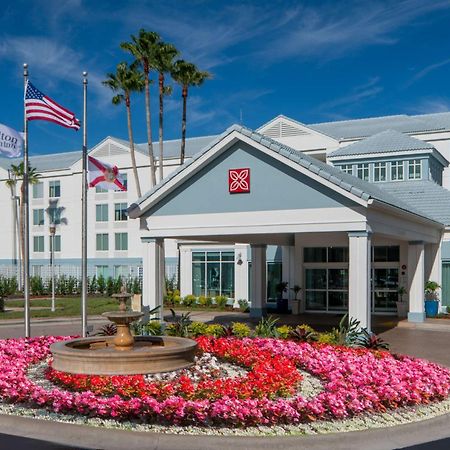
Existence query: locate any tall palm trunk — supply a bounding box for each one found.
[125,95,142,198]
[19,183,25,289]
[144,66,156,187]
[158,72,164,182]
[180,85,188,165]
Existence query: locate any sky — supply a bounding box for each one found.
[2,0,450,155]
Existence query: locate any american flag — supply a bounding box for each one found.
[25,81,80,130]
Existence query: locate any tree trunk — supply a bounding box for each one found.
[144,68,156,187]
[180,86,188,165]
[158,72,164,183]
[125,95,142,198]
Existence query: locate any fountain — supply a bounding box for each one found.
[50,287,197,375]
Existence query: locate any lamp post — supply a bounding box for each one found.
[49,223,56,312]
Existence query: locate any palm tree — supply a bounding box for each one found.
[172,60,211,164]
[5,163,40,287]
[120,29,160,187]
[152,42,179,182]
[102,61,144,198]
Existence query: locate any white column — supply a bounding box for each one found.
[179,246,192,297]
[408,241,425,322]
[348,231,371,331]
[234,244,249,307]
[142,237,164,321]
[250,244,267,318]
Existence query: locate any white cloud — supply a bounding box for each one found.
[406,58,450,86]
[410,98,450,114]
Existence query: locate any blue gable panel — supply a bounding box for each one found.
[147,142,358,217]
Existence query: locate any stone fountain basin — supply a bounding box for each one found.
[50,336,198,375]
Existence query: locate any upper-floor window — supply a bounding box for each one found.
[96,184,108,193]
[391,161,404,181]
[32,209,44,226]
[33,182,43,199]
[50,235,61,252]
[49,180,60,197]
[115,232,128,251]
[408,159,422,180]
[340,164,353,175]
[114,203,128,221]
[96,233,109,251]
[356,163,369,181]
[374,162,387,182]
[96,204,108,222]
[33,236,44,252]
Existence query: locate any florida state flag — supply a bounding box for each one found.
[88,156,126,191]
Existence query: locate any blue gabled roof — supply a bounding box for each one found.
[309,112,450,140]
[129,124,443,225]
[379,181,450,226]
[0,150,81,172]
[328,130,436,158]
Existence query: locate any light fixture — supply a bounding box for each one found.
[236,252,243,265]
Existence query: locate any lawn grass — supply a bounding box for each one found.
[1,297,119,320]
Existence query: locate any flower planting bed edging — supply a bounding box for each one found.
[0,335,450,434]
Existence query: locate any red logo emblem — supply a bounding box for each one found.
[229,168,250,193]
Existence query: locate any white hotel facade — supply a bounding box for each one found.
[2,112,450,328]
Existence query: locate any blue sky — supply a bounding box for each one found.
[2,0,450,155]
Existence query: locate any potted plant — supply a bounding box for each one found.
[424,280,440,318]
[275,281,289,313]
[396,286,408,318]
[290,285,303,315]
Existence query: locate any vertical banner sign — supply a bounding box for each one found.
[228,168,250,193]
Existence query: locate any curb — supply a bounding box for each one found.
[0,411,449,450]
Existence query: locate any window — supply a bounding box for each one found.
[304,247,349,263]
[373,245,400,262]
[49,180,61,197]
[340,164,353,175]
[33,182,43,199]
[96,233,109,251]
[32,265,43,276]
[96,184,108,193]
[114,265,129,278]
[96,204,108,222]
[391,161,404,181]
[408,159,422,180]
[33,236,44,252]
[115,232,128,251]
[49,235,61,252]
[47,207,61,224]
[114,203,128,221]
[33,209,44,226]
[356,163,369,181]
[374,162,387,182]
[96,265,109,278]
[192,250,235,298]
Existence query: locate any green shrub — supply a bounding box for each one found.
[106,277,114,297]
[215,295,228,308]
[276,325,293,339]
[182,295,197,307]
[97,275,106,294]
[317,331,339,345]
[166,309,192,337]
[238,299,249,312]
[132,277,141,295]
[231,322,251,338]
[255,316,279,338]
[173,295,181,305]
[0,297,4,312]
[89,276,98,294]
[30,276,45,296]
[198,296,208,307]
[205,324,224,337]
[189,321,209,337]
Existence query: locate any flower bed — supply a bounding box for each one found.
[0,336,449,427]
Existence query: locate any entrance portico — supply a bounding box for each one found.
[129,125,444,329]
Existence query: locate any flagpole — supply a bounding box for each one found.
[23,63,30,338]
[81,71,88,337]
